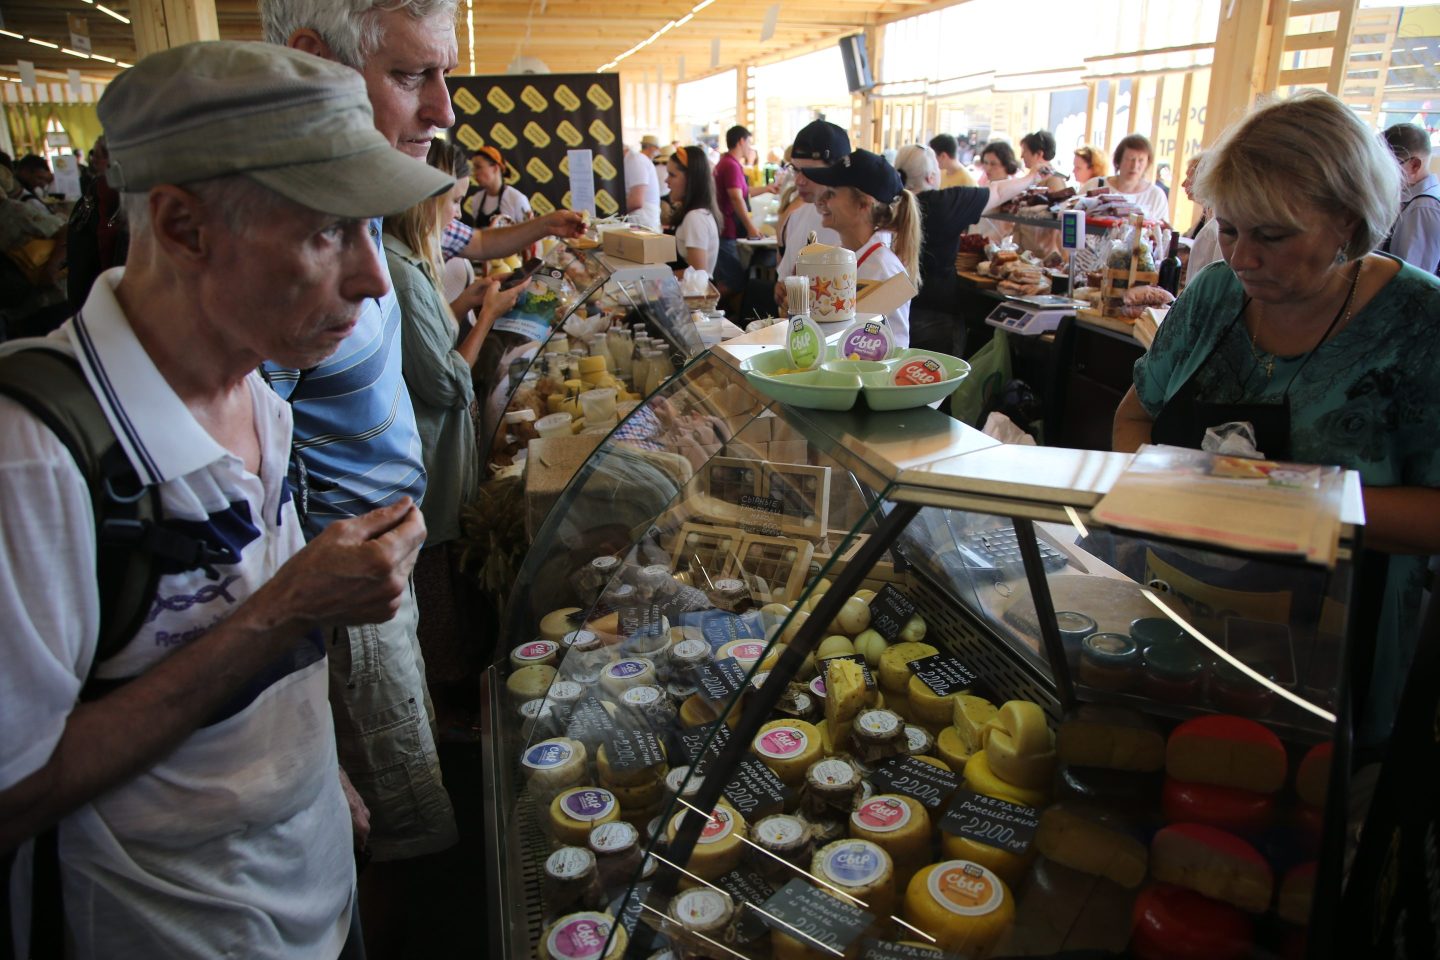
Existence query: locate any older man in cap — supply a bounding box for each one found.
[0,42,446,958]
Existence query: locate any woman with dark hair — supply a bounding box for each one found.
[979,140,1020,183]
[1079,133,1169,222]
[665,145,721,274]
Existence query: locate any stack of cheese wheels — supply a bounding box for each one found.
[1162,715,1286,837]
[1130,882,1254,960]
[1150,823,1274,913]
[522,737,589,807]
[962,701,1053,809]
[877,642,938,723]
[903,860,1015,956]
[538,607,584,644]
[1295,742,1331,838]
[549,787,622,846]
[850,794,931,888]
[935,695,997,773]
[595,740,668,825]
[664,800,747,881]
[1034,802,1149,888]
[507,663,558,708]
[907,674,961,734]
[751,719,823,788]
[540,910,627,960]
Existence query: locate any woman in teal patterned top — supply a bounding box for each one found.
[1113,90,1440,742]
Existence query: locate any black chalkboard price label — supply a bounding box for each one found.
[859,938,967,960]
[695,658,749,703]
[717,869,777,942]
[722,757,791,820]
[565,695,617,744]
[869,755,960,811]
[868,585,917,642]
[906,654,979,698]
[602,727,666,773]
[760,878,874,953]
[938,789,1041,856]
[740,494,784,536]
[618,604,666,640]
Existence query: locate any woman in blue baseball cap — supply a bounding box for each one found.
[803,149,922,347]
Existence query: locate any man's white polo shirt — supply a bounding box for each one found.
[0,270,352,959]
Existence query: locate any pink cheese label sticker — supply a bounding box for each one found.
[756,727,809,760]
[516,640,558,661]
[893,357,946,386]
[562,789,616,822]
[809,676,827,698]
[853,797,912,834]
[729,642,767,662]
[696,807,735,844]
[546,913,612,959]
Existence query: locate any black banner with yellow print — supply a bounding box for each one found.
[445,73,625,219]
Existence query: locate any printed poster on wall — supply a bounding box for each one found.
[445,73,624,220]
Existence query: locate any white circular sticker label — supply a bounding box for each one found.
[549,680,583,702]
[756,726,809,760]
[857,710,900,736]
[822,840,887,888]
[673,889,730,927]
[672,639,708,661]
[809,758,855,787]
[589,820,638,853]
[852,797,912,834]
[519,699,549,720]
[756,815,806,847]
[522,740,575,770]
[927,860,1005,917]
[622,685,663,707]
[904,726,931,753]
[545,846,594,881]
[561,630,598,649]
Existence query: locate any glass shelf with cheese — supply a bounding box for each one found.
[481,323,1366,960]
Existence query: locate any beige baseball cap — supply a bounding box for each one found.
[99,41,453,219]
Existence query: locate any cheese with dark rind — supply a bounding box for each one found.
[1296,742,1332,808]
[1035,803,1148,889]
[1165,715,1286,794]
[1149,822,1274,913]
[1056,705,1165,771]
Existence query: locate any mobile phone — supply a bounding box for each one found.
[499,257,542,290]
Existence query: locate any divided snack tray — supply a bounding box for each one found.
[740,346,970,411]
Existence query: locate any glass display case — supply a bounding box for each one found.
[480,326,1364,960]
[478,243,705,475]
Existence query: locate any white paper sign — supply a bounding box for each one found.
[711,38,720,68]
[52,154,82,199]
[18,59,36,90]
[567,149,595,217]
[760,3,779,42]
[67,69,83,101]
[68,14,92,54]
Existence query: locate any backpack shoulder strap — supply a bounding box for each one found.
[0,344,162,670]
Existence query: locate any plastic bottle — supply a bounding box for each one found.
[608,326,634,379]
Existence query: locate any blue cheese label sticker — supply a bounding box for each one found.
[605,658,651,680]
[523,739,575,770]
[821,840,887,888]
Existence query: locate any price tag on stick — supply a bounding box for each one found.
[868,585,916,642]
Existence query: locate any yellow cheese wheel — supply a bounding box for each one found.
[506,663,557,705]
[907,675,960,727]
[984,701,1056,790]
[753,720,823,788]
[549,787,621,846]
[879,642,939,694]
[598,657,656,697]
[850,795,931,873]
[602,775,665,810]
[520,737,589,801]
[814,718,836,755]
[903,860,1015,957]
[824,658,868,751]
[911,754,953,774]
[718,638,781,673]
[539,607,583,644]
[1034,805,1148,889]
[812,838,896,913]
[540,911,627,960]
[678,694,742,729]
[665,801,747,880]
[963,751,1049,808]
[940,831,1037,887]
[935,727,975,773]
[952,695,998,753]
[886,689,916,724]
[596,741,668,788]
[578,355,608,374]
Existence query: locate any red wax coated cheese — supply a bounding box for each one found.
[1162,777,1275,835]
[1131,883,1254,960]
[1166,715,1286,794]
[1150,823,1274,913]
[1296,742,1332,808]
[1278,861,1317,926]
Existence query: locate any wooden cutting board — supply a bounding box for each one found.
[957,270,998,289]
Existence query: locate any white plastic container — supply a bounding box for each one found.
[536,412,574,439]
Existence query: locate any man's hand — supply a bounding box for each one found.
[541,210,586,239]
[339,766,371,851]
[261,498,426,631]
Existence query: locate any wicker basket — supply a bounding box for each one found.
[955,252,982,274]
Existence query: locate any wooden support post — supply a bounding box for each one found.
[1171,70,1194,227]
[1203,0,1279,146]
[131,0,220,57]
[1084,81,1096,147]
[1150,75,1165,144]
[1103,79,1118,155]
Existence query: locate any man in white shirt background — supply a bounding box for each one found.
[624,135,663,231]
[775,120,847,312]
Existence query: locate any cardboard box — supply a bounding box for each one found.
[603,228,676,264]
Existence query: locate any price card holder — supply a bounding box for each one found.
[602,727,666,773]
[868,585,916,642]
[760,878,874,954]
[823,653,876,690]
[938,789,1040,857]
[860,938,967,960]
[717,869,778,942]
[869,755,960,811]
[696,659,749,703]
[740,494,784,537]
[906,654,979,698]
[565,695,617,745]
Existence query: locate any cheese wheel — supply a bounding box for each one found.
[952,695,998,753]
[753,720,823,788]
[1161,777,1275,835]
[522,737,589,800]
[550,788,621,846]
[911,755,953,775]
[718,638,780,672]
[602,775,665,810]
[1130,883,1254,960]
[824,657,868,750]
[1056,704,1165,772]
[596,741,668,788]
[879,642,939,693]
[903,860,1015,957]
[803,757,862,816]
[540,911,627,960]
[903,725,936,758]
[907,675,959,727]
[540,608,584,644]
[939,831,1036,887]
[599,657,656,697]
[1150,823,1273,913]
[1166,715,1286,794]
[665,801,746,880]
[984,701,1056,790]
[886,689,917,724]
[1296,742,1332,808]
[812,838,896,917]
[1035,804,1148,889]
[935,727,975,774]
[963,750,1048,809]
[507,663,558,705]
[511,639,561,670]
[850,795,931,874]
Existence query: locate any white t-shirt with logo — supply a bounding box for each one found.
[0,271,352,959]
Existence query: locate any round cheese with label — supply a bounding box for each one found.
[879,642,939,694]
[903,725,936,758]
[717,638,779,671]
[507,663,558,706]
[903,860,1015,957]
[668,887,734,939]
[963,750,1049,808]
[541,910,627,960]
[550,787,621,846]
[596,740,667,788]
[803,757,862,817]
[599,657,656,697]
[907,675,960,727]
[540,608,584,644]
[752,720,823,787]
[852,708,907,764]
[523,737,589,800]
[850,795,930,870]
[512,639,561,670]
[934,728,974,774]
[813,838,896,913]
[665,801,746,880]
[752,813,812,869]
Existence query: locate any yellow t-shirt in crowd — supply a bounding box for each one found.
[942,167,976,188]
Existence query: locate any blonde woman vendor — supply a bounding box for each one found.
[804,149,923,347]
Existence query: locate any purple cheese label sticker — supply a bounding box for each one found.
[607,659,648,679]
[563,788,616,822]
[823,840,886,888]
[840,321,891,361]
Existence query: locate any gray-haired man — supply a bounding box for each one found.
[0,42,446,958]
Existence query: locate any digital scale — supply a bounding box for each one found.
[984,295,1084,336]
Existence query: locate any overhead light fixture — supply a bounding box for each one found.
[29,37,60,49]
[96,5,131,24]
[117,60,133,68]
[90,53,116,63]
[597,0,718,72]
[62,48,91,59]
[0,28,25,40]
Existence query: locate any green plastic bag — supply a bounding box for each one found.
[950,329,1012,428]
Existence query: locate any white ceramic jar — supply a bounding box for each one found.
[795,240,857,325]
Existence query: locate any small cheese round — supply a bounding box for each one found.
[963,750,1049,809]
[540,910,627,960]
[511,639,561,670]
[752,720,823,788]
[507,663,558,706]
[549,787,621,846]
[813,837,896,916]
[907,675,960,727]
[539,608,584,644]
[599,657,656,697]
[879,642,939,694]
[850,795,931,870]
[522,737,589,801]
[596,741,667,788]
[665,801,747,880]
[903,860,1015,957]
[903,725,936,757]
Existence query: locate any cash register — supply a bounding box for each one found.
[984,295,1084,336]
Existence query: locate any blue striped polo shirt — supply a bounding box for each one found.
[263,219,425,536]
